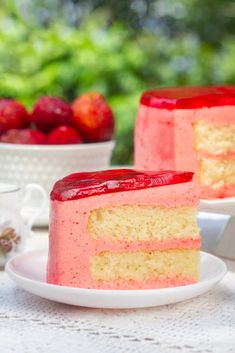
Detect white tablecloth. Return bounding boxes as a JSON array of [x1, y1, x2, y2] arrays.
[[0, 226, 235, 353]]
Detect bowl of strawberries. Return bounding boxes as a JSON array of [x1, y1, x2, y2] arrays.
[[0, 92, 115, 199]]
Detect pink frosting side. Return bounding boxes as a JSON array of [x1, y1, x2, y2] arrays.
[[135, 105, 175, 170], [47, 182, 199, 288], [135, 105, 235, 199]]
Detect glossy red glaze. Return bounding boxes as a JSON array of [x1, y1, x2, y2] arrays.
[[51, 169, 194, 201], [140, 85, 235, 110]]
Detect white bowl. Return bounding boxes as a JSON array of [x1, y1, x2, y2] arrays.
[[0, 141, 114, 195]]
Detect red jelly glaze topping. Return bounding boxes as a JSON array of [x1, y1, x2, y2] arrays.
[[140, 85, 235, 110], [51, 169, 194, 201]]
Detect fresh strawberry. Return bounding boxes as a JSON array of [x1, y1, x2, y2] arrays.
[[0, 99, 30, 135], [71, 92, 115, 142], [0, 129, 46, 144], [32, 96, 73, 133], [47, 126, 83, 145]]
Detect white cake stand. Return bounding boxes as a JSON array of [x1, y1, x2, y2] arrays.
[[199, 198, 235, 260]]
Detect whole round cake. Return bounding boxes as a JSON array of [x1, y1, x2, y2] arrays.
[[135, 86, 235, 199]]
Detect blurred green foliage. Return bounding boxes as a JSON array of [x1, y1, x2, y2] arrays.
[[0, 0, 235, 164]]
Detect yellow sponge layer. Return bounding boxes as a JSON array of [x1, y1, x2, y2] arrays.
[[91, 249, 199, 281], [88, 205, 199, 241], [193, 120, 235, 155], [199, 157, 235, 188]]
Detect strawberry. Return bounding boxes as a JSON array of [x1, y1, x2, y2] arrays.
[[32, 96, 73, 133], [0, 129, 46, 144], [0, 99, 30, 135], [47, 126, 83, 145], [71, 92, 115, 142]]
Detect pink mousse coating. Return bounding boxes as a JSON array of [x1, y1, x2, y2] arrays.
[[135, 98, 235, 199], [47, 179, 199, 289]]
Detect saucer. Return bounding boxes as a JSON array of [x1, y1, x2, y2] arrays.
[[6, 250, 227, 309]]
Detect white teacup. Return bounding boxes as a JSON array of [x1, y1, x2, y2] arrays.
[[0, 183, 47, 266]]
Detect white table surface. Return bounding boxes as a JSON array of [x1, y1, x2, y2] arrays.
[[1, 223, 235, 353]]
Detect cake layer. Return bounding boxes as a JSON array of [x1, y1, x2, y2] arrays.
[[194, 120, 235, 155], [88, 205, 199, 241], [135, 100, 235, 199], [47, 179, 199, 288], [91, 249, 199, 281], [199, 157, 235, 188], [135, 98, 235, 170], [88, 276, 197, 289]]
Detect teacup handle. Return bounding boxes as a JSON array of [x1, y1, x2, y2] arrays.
[[21, 184, 47, 229]]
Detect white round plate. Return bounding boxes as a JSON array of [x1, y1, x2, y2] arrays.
[[6, 250, 226, 309], [200, 197, 235, 216]]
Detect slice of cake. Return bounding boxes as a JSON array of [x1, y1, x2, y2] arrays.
[[47, 169, 200, 289], [135, 86, 235, 199]]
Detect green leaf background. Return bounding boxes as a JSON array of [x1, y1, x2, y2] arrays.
[[0, 0, 235, 164]]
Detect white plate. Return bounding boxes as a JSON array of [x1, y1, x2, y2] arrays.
[[200, 197, 235, 216], [6, 250, 227, 309]]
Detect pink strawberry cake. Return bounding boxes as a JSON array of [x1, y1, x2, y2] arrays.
[[47, 169, 200, 289], [135, 86, 235, 199]]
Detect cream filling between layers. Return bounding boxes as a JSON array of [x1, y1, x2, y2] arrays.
[[88, 205, 199, 241], [47, 181, 199, 287]]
